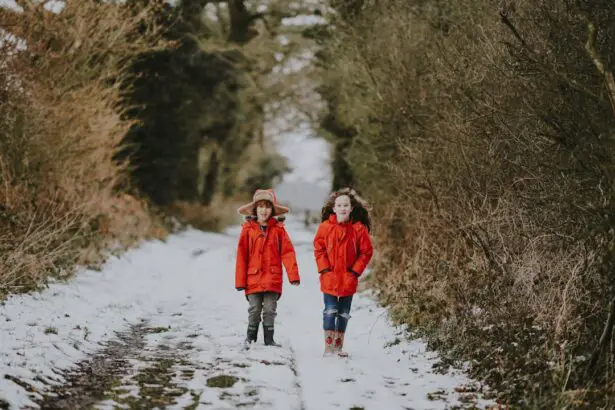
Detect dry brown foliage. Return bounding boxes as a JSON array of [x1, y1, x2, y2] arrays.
[[0, 1, 169, 295], [322, 0, 615, 406]]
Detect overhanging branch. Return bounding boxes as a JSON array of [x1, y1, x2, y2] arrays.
[[584, 21, 615, 116]]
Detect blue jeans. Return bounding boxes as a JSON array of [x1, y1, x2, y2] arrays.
[[323, 293, 353, 332]]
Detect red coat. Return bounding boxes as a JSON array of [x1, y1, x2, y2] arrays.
[[235, 218, 300, 295], [314, 215, 374, 297]]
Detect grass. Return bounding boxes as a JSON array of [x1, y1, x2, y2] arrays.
[[319, 0, 615, 407], [44, 327, 58, 335], [206, 375, 238, 388], [148, 326, 171, 334], [0, 1, 169, 300]]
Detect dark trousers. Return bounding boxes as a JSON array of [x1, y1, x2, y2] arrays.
[[247, 291, 279, 332]]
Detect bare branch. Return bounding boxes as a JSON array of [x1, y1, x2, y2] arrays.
[[584, 21, 615, 117], [499, 11, 533, 53]]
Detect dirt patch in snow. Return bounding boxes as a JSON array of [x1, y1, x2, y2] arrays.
[[24, 321, 200, 409]]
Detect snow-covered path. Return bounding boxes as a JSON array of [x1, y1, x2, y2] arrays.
[[0, 217, 493, 409]]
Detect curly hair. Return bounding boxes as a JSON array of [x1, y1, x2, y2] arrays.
[[321, 187, 371, 232]]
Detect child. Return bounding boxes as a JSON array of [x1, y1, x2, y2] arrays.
[[313, 187, 373, 356], [235, 189, 300, 347]]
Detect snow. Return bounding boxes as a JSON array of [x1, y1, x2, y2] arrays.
[[272, 49, 314, 75], [204, 2, 226, 22], [0, 0, 65, 13], [281, 15, 328, 26], [0, 0, 22, 12], [0, 2, 492, 408], [0, 29, 26, 51], [270, 116, 331, 213], [273, 131, 330, 213], [274, 123, 329, 186], [0, 217, 493, 409], [43, 0, 64, 13], [278, 35, 290, 46]]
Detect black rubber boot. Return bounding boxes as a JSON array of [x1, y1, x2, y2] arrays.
[[263, 326, 280, 347], [246, 324, 258, 344]]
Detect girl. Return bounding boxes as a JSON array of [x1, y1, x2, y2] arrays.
[[313, 187, 373, 356], [235, 189, 300, 347]]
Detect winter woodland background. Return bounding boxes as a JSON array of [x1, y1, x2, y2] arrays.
[[1, 0, 615, 408]]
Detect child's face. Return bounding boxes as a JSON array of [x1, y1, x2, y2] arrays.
[[256, 200, 273, 223], [333, 195, 352, 222]]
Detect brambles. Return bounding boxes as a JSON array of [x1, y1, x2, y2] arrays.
[[320, 0, 615, 406]]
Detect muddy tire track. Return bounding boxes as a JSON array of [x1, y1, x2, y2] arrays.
[[20, 321, 275, 409], [6, 308, 305, 409], [287, 345, 306, 410], [22, 321, 150, 409], [23, 320, 202, 409]]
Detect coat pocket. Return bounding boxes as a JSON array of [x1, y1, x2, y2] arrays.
[[246, 266, 260, 291], [343, 271, 358, 292], [270, 266, 283, 285]]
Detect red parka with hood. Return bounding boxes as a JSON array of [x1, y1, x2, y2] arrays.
[[314, 214, 374, 297], [235, 217, 300, 296]]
